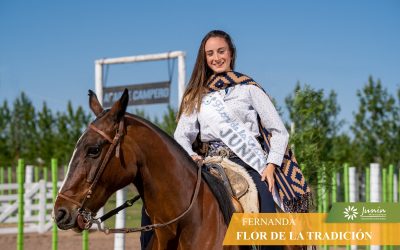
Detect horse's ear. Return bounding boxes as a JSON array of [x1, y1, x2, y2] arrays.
[[88, 90, 104, 116], [109, 88, 129, 122]]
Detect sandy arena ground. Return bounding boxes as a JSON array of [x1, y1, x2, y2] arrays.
[[0, 230, 140, 250]]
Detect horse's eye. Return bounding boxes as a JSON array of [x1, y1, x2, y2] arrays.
[[87, 146, 101, 158]]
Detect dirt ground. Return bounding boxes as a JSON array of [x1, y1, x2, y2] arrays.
[[0, 230, 140, 250]]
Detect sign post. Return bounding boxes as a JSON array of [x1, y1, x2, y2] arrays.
[[95, 51, 185, 105]]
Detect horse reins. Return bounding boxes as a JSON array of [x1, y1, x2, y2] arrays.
[[93, 163, 202, 234], [58, 117, 203, 234]]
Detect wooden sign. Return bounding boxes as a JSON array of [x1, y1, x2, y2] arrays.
[[103, 81, 170, 107]]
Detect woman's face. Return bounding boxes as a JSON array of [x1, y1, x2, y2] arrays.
[[204, 37, 232, 74]]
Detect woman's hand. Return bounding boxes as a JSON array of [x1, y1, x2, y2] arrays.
[[261, 163, 276, 193], [191, 155, 204, 166]]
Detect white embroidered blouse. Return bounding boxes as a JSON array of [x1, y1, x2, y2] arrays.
[[174, 84, 289, 168]]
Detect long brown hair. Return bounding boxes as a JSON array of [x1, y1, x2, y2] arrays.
[[177, 30, 236, 120]]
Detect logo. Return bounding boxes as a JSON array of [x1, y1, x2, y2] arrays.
[[343, 205, 358, 221], [359, 205, 387, 220], [326, 203, 399, 223]]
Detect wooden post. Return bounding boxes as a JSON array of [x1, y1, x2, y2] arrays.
[[17, 159, 25, 250], [82, 230, 89, 250], [25, 165, 33, 218], [344, 163, 349, 203], [177, 53, 186, 105], [388, 165, 394, 203], [38, 180, 46, 233], [317, 178, 322, 212], [34, 166, 39, 182], [382, 168, 387, 203], [387, 166, 394, 250], [366, 167, 370, 202], [8, 166, 12, 194], [52, 159, 58, 250], [43, 167, 48, 183], [331, 171, 337, 203], [370, 163, 381, 250], [349, 167, 357, 202], [114, 188, 126, 250], [343, 164, 350, 250], [370, 163, 381, 202], [0, 166, 4, 195]]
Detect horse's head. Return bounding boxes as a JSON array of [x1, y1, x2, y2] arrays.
[[53, 89, 138, 231]]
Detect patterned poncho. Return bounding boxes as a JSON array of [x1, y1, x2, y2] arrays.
[[205, 71, 311, 212]]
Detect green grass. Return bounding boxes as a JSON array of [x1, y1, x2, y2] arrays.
[[102, 185, 143, 229]]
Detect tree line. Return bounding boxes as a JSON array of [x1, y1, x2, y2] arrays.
[[0, 92, 91, 166], [285, 76, 399, 187], [0, 76, 399, 187]]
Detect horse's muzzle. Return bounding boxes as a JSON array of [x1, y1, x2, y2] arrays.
[[54, 207, 78, 230]]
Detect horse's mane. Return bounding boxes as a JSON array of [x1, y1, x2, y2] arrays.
[[124, 112, 192, 159], [124, 112, 234, 225]]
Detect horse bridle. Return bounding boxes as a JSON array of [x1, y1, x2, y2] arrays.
[[57, 118, 125, 225], [57, 117, 203, 234]]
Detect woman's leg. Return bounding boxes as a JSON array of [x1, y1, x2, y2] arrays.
[[229, 157, 283, 250], [140, 206, 153, 249], [229, 157, 276, 212], [243, 165, 276, 213]]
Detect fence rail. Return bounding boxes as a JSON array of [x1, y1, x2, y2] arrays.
[[0, 166, 62, 234], [316, 163, 399, 214]]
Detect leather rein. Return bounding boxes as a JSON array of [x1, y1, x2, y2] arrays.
[[57, 117, 203, 234]]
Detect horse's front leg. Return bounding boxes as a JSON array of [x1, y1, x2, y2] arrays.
[[148, 229, 179, 250], [177, 221, 227, 250]]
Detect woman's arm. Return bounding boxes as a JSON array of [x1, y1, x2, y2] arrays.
[[248, 85, 289, 191], [174, 110, 200, 157], [248, 85, 289, 167]]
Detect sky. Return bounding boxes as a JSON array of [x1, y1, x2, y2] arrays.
[[0, 0, 399, 134]]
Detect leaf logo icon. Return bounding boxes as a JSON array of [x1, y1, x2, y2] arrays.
[[343, 205, 358, 220]]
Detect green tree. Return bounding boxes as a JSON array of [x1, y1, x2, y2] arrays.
[[67, 102, 91, 144], [36, 102, 56, 164], [54, 101, 91, 165], [8, 92, 38, 164], [285, 83, 344, 187], [54, 111, 70, 164], [330, 134, 353, 166], [131, 108, 151, 120], [396, 88, 400, 165], [0, 92, 92, 166], [0, 101, 11, 165], [351, 76, 399, 168], [130, 107, 177, 136], [154, 105, 177, 136]]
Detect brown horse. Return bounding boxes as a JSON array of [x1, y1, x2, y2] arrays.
[[53, 89, 241, 250]]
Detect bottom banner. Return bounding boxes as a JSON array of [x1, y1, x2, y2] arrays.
[[223, 213, 400, 245]]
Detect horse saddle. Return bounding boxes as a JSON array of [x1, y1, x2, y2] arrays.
[[204, 157, 259, 213], [205, 163, 248, 199]]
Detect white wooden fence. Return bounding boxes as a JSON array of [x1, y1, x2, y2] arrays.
[[0, 165, 61, 234]]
